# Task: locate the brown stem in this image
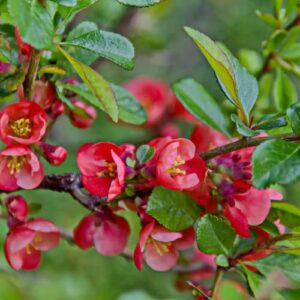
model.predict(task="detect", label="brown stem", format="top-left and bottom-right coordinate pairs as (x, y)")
top-left (23, 49), bottom-right (41, 99)
top-left (39, 0), bottom-right (47, 7)
top-left (199, 133), bottom-right (298, 161)
top-left (211, 268), bottom-right (224, 299)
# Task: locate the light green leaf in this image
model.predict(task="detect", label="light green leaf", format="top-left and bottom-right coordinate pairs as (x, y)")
top-left (147, 186), bottom-right (200, 231)
top-left (136, 145), bottom-right (154, 164)
top-left (240, 261), bottom-right (262, 297)
top-left (173, 78), bottom-right (230, 136)
top-left (273, 69), bottom-right (297, 111)
top-left (57, 46), bottom-right (118, 122)
top-left (196, 214), bottom-right (236, 255)
top-left (253, 140), bottom-right (300, 188)
top-left (249, 253), bottom-right (300, 284)
top-left (116, 0), bottom-right (160, 7)
top-left (271, 202), bottom-right (300, 218)
top-left (231, 114), bottom-right (261, 137)
top-left (61, 30), bottom-right (134, 70)
top-left (50, 0), bottom-right (77, 6)
top-left (7, 0), bottom-right (54, 49)
top-left (184, 27), bottom-right (258, 123)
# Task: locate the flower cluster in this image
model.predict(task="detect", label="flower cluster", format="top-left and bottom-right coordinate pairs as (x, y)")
top-left (4, 195), bottom-right (60, 270)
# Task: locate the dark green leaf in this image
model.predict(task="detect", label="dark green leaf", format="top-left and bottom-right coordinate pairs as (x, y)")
top-left (273, 69), bottom-right (297, 111)
top-left (136, 145), bottom-right (155, 164)
top-left (196, 214), bottom-right (236, 255)
top-left (249, 253), bottom-right (300, 284)
top-left (7, 0), bottom-right (54, 49)
top-left (231, 230), bottom-right (258, 258)
top-left (116, 0), bottom-right (160, 7)
top-left (253, 140), bottom-right (300, 188)
top-left (256, 115), bottom-right (287, 131)
top-left (173, 78), bottom-right (230, 136)
top-left (147, 186), bottom-right (200, 231)
top-left (184, 27), bottom-right (258, 123)
top-left (287, 103), bottom-right (300, 135)
top-left (57, 46), bottom-right (118, 122)
top-left (59, 83), bottom-right (146, 125)
top-left (231, 114), bottom-right (261, 137)
top-left (58, 0), bottom-right (98, 28)
top-left (61, 30), bottom-right (134, 70)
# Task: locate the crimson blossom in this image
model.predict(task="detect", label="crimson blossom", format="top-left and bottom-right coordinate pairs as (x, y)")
top-left (149, 137), bottom-right (206, 191)
top-left (4, 218), bottom-right (60, 271)
top-left (134, 221), bottom-right (194, 271)
top-left (0, 100), bottom-right (47, 145)
top-left (77, 142), bottom-right (126, 200)
top-left (0, 145), bottom-right (44, 191)
top-left (74, 211), bottom-right (130, 256)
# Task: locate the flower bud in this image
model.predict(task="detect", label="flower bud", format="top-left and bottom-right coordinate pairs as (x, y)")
top-left (5, 195), bottom-right (28, 222)
top-left (40, 143), bottom-right (68, 166)
top-left (15, 27), bottom-right (33, 63)
top-left (50, 100), bottom-right (65, 119)
top-left (69, 100), bottom-right (96, 129)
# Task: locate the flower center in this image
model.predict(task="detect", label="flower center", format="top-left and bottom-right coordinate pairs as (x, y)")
top-left (10, 118), bottom-right (32, 138)
top-left (97, 162), bottom-right (117, 178)
top-left (166, 155), bottom-right (186, 176)
top-left (7, 156), bottom-right (26, 175)
top-left (148, 237), bottom-right (172, 256)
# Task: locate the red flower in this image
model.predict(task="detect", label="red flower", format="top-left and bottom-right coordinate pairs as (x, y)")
top-left (0, 145), bottom-right (44, 191)
top-left (74, 212), bottom-right (130, 256)
top-left (69, 100), bottom-right (96, 129)
top-left (224, 188), bottom-right (282, 238)
top-left (77, 142), bottom-right (126, 200)
top-left (156, 138), bottom-right (206, 191)
top-left (124, 77), bottom-right (174, 126)
top-left (0, 100), bottom-right (47, 145)
top-left (134, 222), bottom-right (194, 271)
top-left (4, 218), bottom-right (60, 271)
top-left (15, 27), bottom-right (33, 63)
top-left (40, 143), bottom-right (68, 166)
top-left (5, 195), bottom-right (28, 222)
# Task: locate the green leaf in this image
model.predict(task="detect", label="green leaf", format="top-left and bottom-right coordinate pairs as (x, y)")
top-left (172, 78), bottom-right (230, 136)
top-left (57, 46), bottom-right (118, 122)
top-left (287, 103), bottom-right (300, 136)
top-left (184, 27), bottom-right (258, 123)
top-left (249, 253), bottom-right (300, 284)
top-left (7, 0), bottom-right (54, 49)
top-left (216, 254), bottom-right (229, 267)
top-left (280, 43), bottom-right (300, 61)
top-left (136, 145), bottom-right (154, 164)
top-left (59, 83), bottom-right (146, 125)
top-left (147, 186), bottom-right (200, 231)
top-left (196, 214), bottom-right (236, 255)
top-left (61, 30), bottom-right (134, 70)
top-left (231, 114), bottom-right (261, 137)
top-left (50, 0), bottom-right (77, 6)
top-left (231, 230), bottom-right (258, 257)
top-left (273, 69), bottom-right (297, 111)
top-left (256, 115), bottom-right (287, 131)
top-left (240, 262), bottom-right (262, 297)
top-left (116, 0), bottom-right (160, 7)
top-left (253, 140), bottom-right (300, 188)
top-left (238, 48), bottom-right (263, 75)
top-left (67, 21), bottom-right (98, 40)
top-left (58, 0), bottom-right (98, 28)
top-left (271, 202), bottom-right (300, 217)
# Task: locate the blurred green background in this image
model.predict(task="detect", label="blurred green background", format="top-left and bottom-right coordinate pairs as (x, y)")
top-left (0, 0), bottom-right (285, 299)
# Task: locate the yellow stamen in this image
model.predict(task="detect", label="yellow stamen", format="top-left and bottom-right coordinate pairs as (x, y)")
top-left (7, 156), bottom-right (26, 175)
top-left (10, 118), bottom-right (32, 138)
top-left (166, 155), bottom-right (186, 176)
top-left (96, 161), bottom-right (117, 178)
top-left (148, 237), bottom-right (172, 256)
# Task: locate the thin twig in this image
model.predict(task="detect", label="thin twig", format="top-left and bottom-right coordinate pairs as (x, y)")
top-left (211, 268), bottom-right (224, 299)
top-left (23, 49), bottom-right (41, 99)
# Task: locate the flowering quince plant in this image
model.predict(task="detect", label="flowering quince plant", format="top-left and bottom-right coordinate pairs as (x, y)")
top-left (1, 0), bottom-right (300, 299)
